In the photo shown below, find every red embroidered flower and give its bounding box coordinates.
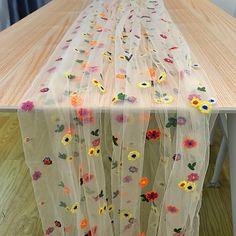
[146,130,161,140]
[92,138,100,147]
[167,205,179,214]
[82,173,94,183]
[187,173,199,182]
[76,108,94,124]
[145,191,159,201]
[54,220,61,227]
[21,101,34,111]
[43,157,52,165]
[183,138,197,149]
[164,58,174,64]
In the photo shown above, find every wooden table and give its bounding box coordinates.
[0,0,236,235]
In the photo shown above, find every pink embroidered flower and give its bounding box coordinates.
[187,173,199,182]
[123,175,133,183]
[82,173,94,183]
[183,138,197,149]
[127,96,137,103]
[45,227,54,235]
[21,101,34,111]
[177,117,186,125]
[164,58,174,63]
[188,94,201,101]
[116,114,128,123]
[160,34,167,39]
[76,108,94,124]
[32,171,42,181]
[172,153,182,161]
[92,138,100,147]
[167,205,179,214]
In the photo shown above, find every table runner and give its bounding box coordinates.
[18,0,217,235]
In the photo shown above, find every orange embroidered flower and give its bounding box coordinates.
[149,68,156,77]
[63,186,70,194]
[191,97,201,107]
[80,218,88,229]
[139,177,149,188]
[116,74,126,79]
[183,138,197,149]
[64,226,72,233]
[138,233,146,236]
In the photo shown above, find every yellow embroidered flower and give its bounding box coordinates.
[157,71,167,84]
[92,79,100,86]
[94,146,101,157]
[185,181,196,192]
[178,180,188,189]
[108,204,113,212]
[112,96,119,103]
[198,101,213,114]
[64,71,75,80]
[99,204,107,214]
[68,202,80,213]
[128,151,141,161]
[119,55,125,60]
[160,95,174,104]
[98,84,106,93]
[137,81,152,88]
[120,210,132,219]
[88,148,96,156]
[191,97,201,107]
[61,133,72,146]
[153,98,162,104]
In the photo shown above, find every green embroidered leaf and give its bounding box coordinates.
[59,201,67,208]
[174,228,182,233]
[58,181,65,187]
[117,93,126,100]
[55,124,64,132]
[91,129,99,136]
[155,91,161,97]
[58,152,67,160]
[112,135,118,146]
[76,59,84,64]
[188,162,196,170]
[165,122,172,128]
[68,75,76,80]
[197,87,206,92]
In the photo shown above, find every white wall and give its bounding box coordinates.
[212,0,236,17]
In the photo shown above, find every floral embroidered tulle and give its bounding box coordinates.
[18,0,218,235]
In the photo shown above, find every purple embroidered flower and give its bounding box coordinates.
[45,227,54,235]
[21,101,34,112]
[127,96,137,103]
[187,173,199,182]
[116,114,128,123]
[177,117,186,125]
[129,166,138,173]
[32,171,42,181]
[123,175,133,183]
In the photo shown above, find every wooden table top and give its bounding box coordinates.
[0,0,236,112]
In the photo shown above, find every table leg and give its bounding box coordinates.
[227,114,236,236]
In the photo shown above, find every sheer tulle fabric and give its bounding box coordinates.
[18,0,217,235]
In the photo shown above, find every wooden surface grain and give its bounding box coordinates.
[0,0,236,111]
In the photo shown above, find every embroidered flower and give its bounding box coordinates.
[80,218,88,229]
[178,181,187,189]
[137,81,152,88]
[141,191,159,202]
[92,138,100,147]
[99,204,107,214]
[43,157,52,165]
[40,87,49,93]
[123,175,133,183]
[209,98,216,104]
[157,72,167,84]
[61,133,72,146]
[64,71,75,80]
[116,73,126,79]
[183,138,197,149]
[108,204,113,212]
[139,177,149,188]
[185,182,196,192]
[198,101,213,114]
[164,58,173,63]
[116,114,128,123]
[120,210,132,219]
[127,96,137,103]
[98,84,105,93]
[54,221,61,227]
[76,108,94,124]
[112,96,119,103]
[167,205,179,214]
[94,146,101,156]
[82,173,94,183]
[160,95,174,104]
[138,233,146,236]
[191,97,201,107]
[70,92,83,107]
[149,68,156,77]
[88,148,95,156]
[146,129,161,140]
[129,166,138,173]
[21,101,34,111]
[187,173,199,182]
[172,153,182,161]
[45,227,54,235]
[128,151,141,161]
[177,117,186,125]
[188,94,201,101]
[68,202,80,213]
[92,79,99,86]
[32,171,41,181]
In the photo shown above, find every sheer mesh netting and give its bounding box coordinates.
[18,0,217,235]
